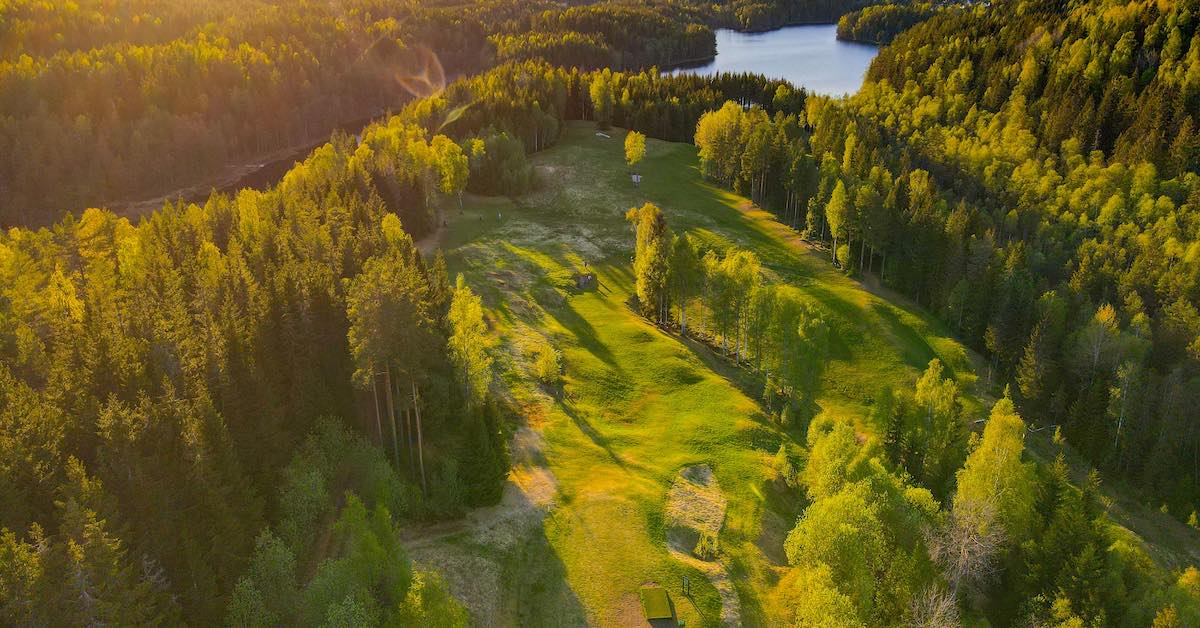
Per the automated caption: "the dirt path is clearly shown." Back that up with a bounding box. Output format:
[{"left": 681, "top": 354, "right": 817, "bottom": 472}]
[
  {"left": 402, "top": 427, "right": 556, "bottom": 548},
  {"left": 400, "top": 425, "right": 558, "bottom": 624},
  {"left": 668, "top": 549, "right": 742, "bottom": 627},
  {"left": 415, "top": 219, "right": 446, "bottom": 257}
]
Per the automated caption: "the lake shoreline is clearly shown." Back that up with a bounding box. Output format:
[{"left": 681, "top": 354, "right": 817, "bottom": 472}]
[{"left": 666, "top": 24, "right": 879, "bottom": 96}]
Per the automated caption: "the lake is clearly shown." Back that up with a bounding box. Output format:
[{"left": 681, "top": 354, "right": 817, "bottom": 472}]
[{"left": 671, "top": 25, "right": 878, "bottom": 96}]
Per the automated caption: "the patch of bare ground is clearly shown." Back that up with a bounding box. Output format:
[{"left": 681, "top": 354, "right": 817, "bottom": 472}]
[
  {"left": 402, "top": 424, "right": 558, "bottom": 624},
  {"left": 415, "top": 219, "right": 445, "bottom": 256},
  {"left": 663, "top": 464, "right": 742, "bottom": 627},
  {"left": 664, "top": 465, "right": 726, "bottom": 554},
  {"left": 614, "top": 591, "right": 653, "bottom": 627}
]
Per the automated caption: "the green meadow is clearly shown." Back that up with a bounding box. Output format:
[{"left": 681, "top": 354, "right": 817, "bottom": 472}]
[{"left": 408, "top": 120, "right": 983, "bottom": 626}]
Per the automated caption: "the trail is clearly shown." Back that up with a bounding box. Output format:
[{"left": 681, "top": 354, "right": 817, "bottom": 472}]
[
  {"left": 399, "top": 426, "right": 558, "bottom": 624},
  {"left": 667, "top": 549, "right": 742, "bottom": 627},
  {"left": 402, "top": 427, "right": 556, "bottom": 548},
  {"left": 415, "top": 219, "right": 446, "bottom": 257}
]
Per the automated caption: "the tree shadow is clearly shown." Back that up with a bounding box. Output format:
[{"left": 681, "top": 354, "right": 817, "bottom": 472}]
[
  {"left": 671, "top": 332, "right": 775, "bottom": 419},
  {"left": 535, "top": 288, "right": 619, "bottom": 368},
  {"left": 869, "top": 302, "right": 939, "bottom": 370},
  {"left": 494, "top": 495, "right": 589, "bottom": 626},
  {"left": 557, "top": 396, "right": 627, "bottom": 469}
]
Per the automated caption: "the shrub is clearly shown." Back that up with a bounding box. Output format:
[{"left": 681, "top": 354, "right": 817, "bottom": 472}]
[
  {"left": 694, "top": 532, "right": 720, "bottom": 560},
  {"left": 531, "top": 337, "right": 562, "bottom": 387}
]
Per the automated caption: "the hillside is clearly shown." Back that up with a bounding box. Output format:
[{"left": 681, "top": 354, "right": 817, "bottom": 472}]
[
  {"left": 404, "top": 121, "right": 1065, "bottom": 625},
  {"left": 6, "top": 0, "right": 1200, "bottom": 623}
]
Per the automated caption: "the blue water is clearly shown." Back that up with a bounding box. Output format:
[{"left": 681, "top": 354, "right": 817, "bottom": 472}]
[{"left": 672, "top": 25, "right": 878, "bottom": 97}]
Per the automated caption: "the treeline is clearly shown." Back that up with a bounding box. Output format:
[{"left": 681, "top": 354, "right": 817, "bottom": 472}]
[
  {"left": 485, "top": 0, "right": 896, "bottom": 72},
  {"left": 0, "top": 0, "right": 855, "bottom": 228},
  {"left": 0, "top": 0, "right": 236, "bottom": 58},
  {"left": 0, "top": 57, "right": 818, "bottom": 626},
  {"left": 845, "top": 0, "right": 1200, "bottom": 517},
  {"left": 589, "top": 67, "right": 809, "bottom": 140},
  {"left": 709, "top": 0, "right": 893, "bottom": 31},
  {"left": 521, "top": 3, "right": 716, "bottom": 69},
  {"left": 836, "top": 3, "right": 940, "bottom": 44},
  {"left": 0, "top": 0, "right": 490, "bottom": 227}
]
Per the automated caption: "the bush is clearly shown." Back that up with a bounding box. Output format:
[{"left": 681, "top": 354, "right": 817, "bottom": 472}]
[
  {"left": 426, "top": 460, "right": 468, "bottom": 519},
  {"left": 531, "top": 337, "right": 562, "bottom": 387},
  {"left": 836, "top": 244, "right": 852, "bottom": 270},
  {"left": 694, "top": 532, "right": 720, "bottom": 560},
  {"left": 773, "top": 444, "right": 799, "bottom": 488}
]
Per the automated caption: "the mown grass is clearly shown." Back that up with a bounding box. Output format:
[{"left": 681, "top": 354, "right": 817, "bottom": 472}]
[{"left": 436, "top": 121, "right": 987, "bottom": 625}]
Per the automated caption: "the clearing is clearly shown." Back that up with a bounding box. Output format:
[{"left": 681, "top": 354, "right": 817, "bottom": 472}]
[{"left": 407, "top": 121, "right": 1198, "bottom": 625}]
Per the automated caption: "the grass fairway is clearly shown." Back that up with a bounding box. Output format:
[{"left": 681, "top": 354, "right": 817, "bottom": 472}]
[{"left": 416, "top": 121, "right": 984, "bottom": 626}]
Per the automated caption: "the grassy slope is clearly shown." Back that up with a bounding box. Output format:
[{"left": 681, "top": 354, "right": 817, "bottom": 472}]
[
  {"left": 421, "top": 121, "right": 1197, "bottom": 625},
  {"left": 426, "top": 121, "right": 981, "bottom": 626}
]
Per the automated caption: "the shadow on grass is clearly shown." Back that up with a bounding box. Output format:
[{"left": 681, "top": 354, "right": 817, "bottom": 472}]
[
  {"left": 495, "top": 501, "right": 589, "bottom": 626},
  {"left": 870, "top": 302, "right": 939, "bottom": 370},
  {"left": 671, "top": 332, "right": 779, "bottom": 421},
  {"left": 539, "top": 293, "right": 619, "bottom": 368},
  {"left": 557, "top": 397, "right": 628, "bottom": 469}
]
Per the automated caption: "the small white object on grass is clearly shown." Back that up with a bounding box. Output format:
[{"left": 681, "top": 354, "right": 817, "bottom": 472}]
[{"left": 596, "top": 132, "right": 611, "bottom": 139}]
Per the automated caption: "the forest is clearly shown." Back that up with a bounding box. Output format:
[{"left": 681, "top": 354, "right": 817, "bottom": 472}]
[
  {"left": 2, "top": 0, "right": 1200, "bottom": 625},
  {"left": 837, "top": 3, "right": 941, "bottom": 44},
  {"left": 0, "top": 0, "right": 861, "bottom": 229}
]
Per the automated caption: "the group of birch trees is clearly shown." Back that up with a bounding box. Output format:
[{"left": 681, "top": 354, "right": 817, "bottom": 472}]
[{"left": 627, "top": 202, "right": 828, "bottom": 419}]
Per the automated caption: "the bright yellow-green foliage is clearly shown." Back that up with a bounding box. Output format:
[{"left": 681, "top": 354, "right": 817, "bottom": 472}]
[
  {"left": 436, "top": 121, "right": 980, "bottom": 625},
  {"left": 802, "top": 416, "right": 866, "bottom": 501},
  {"left": 791, "top": 564, "right": 866, "bottom": 628},
  {"left": 589, "top": 68, "right": 617, "bottom": 128},
  {"left": 625, "top": 130, "right": 647, "bottom": 167},
  {"left": 825, "top": 180, "right": 851, "bottom": 264},
  {"left": 625, "top": 202, "right": 671, "bottom": 319},
  {"left": 529, "top": 335, "right": 562, "bottom": 387},
  {"left": 695, "top": 101, "right": 746, "bottom": 184},
  {"left": 448, "top": 275, "right": 492, "bottom": 405},
  {"left": 433, "top": 135, "right": 470, "bottom": 201},
  {"left": 953, "top": 395, "right": 1037, "bottom": 543},
  {"left": 784, "top": 482, "right": 888, "bottom": 612},
  {"left": 396, "top": 571, "right": 470, "bottom": 627}
]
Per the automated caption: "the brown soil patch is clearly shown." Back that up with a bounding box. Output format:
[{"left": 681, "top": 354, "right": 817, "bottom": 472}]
[{"left": 664, "top": 465, "right": 726, "bottom": 556}]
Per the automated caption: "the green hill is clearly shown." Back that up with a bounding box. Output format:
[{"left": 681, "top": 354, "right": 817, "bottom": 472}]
[{"left": 411, "top": 121, "right": 989, "bottom": 625}]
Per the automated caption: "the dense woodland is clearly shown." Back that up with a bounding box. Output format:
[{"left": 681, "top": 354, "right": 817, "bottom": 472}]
[
  {"left": 0, "top": 42, "right": 820, "bottom": 625},
  {"left": 3, "top": 0, "right": 1200, "bottom": 624},
  {"left": 626, "top": 196, "right": 1200, "bottom": 625},
  {"left": 848, "top": 0, "right": 1200, "bottom": 520},
  {"left": 595, "top": 0, "right": 1200, "bottom": 523},
  {"left": 837, "top": 2, "right": 941, "bottom": 44},
  {"left": 604, "top": 7, "right": 1200, "bottom": 618},
  {"left": 0, "top": 0, "right": 861, "bottom": 229}
]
